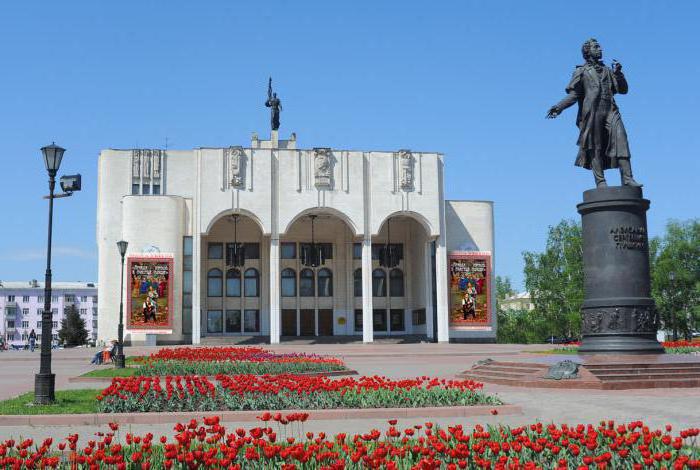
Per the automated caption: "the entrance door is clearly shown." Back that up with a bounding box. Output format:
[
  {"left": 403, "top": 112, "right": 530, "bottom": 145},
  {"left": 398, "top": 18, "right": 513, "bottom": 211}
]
[
  {"left": 282, "top": 309, "right": 297, "bottom": 336},
  {"left": 300, "top": 309, "right": 315, "bottom": 336},
  {"left": 318, "top": 309, "right": 333, "bottom": 336},
  {"left": 225, "top": 310, "right": 241, "bottom": 334}
]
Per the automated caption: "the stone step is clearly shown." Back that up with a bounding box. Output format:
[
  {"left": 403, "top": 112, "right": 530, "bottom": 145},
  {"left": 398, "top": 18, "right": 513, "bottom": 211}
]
[
  {"left": 602, "top": 378, "right": 700, "bottom": 390},
  {"left": 593, "top": 371, "right": 700, "bottom": 381},
  {"left": 482, "top": 361, "right": 548, "bottom": 369},
  {"left": 460, "top": 370, "right": 531, "bottom": 380},
  {"left": 457, "top": 372, "right": 602, "bottom": 389},
  {"left": 476, "top": 365, "right": 543, "bottom": 374},
  {"left": 588, "top": 367, "right": 700, "bottom": 376},
  {"left": 586, "top": 363, "right": 700, "bottom": 371},
  {"left": 457, "top": 373, "right": 525, "bottom": 386}
]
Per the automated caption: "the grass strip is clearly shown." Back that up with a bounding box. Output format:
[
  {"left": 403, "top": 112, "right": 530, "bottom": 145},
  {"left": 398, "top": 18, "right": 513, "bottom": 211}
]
[{"left": 0, "top": 389, "right": 100, "bottom": 415}]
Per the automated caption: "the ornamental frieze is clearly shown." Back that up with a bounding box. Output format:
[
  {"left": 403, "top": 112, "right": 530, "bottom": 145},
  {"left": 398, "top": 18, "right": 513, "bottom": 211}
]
[
  {"left": 582, "top": 306, "right": 657, "bottom": 334},
  {"left": 398, "top": 149, "right": 415, "bottom": 191},
  {"left": 313, "top": 148, "right": 333, "bottom": 189},
  {"left": 225, "top": 146, "right": 246, "bottom": 189}
]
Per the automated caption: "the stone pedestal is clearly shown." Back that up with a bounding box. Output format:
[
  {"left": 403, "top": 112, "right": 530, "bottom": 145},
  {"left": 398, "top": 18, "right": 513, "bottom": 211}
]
[{"left": 577, "top": 186, "right": 663, "bottom": 354}]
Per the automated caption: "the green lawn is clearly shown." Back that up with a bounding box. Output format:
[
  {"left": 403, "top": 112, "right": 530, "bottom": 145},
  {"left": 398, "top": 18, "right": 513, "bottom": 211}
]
[
  {"left": 0, "top": 389, "right": 100, "bottom": 415},
  {"left": 79, "top": 355, "right": 143, "bottom": 378}
]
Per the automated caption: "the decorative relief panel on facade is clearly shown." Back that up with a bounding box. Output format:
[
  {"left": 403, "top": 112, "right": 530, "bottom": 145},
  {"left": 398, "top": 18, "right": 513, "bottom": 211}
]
[
  {"left": 398, "top": 149, "right": 415, "bottom": 191},
  {"left": 132, "top": 149, "right": 163, "bottom": 179},
  {"left": 132, "top": 152, "right": 140, "bottom": 178},
  {"left": 225, "top": 146, "right": 246, "bottom": 189},
  {"left": 152, "top": 153, "right": 161, "bottom": 178},
  {"left": 142, "top": 153, "right": 151, "bottom": 177},
  {"left": 313, "top": 147, "right": 333, "bottom": 189}
]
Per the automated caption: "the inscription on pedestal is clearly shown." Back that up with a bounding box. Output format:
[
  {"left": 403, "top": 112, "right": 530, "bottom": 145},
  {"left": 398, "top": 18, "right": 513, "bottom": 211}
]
[{"left": 609, "top": 226, "right": 646, "bottom": 250}]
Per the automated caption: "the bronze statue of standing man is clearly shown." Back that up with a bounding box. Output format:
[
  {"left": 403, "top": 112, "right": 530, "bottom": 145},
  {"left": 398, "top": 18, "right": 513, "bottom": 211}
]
[
  {"left": 547, "top": 39, "right": 641, "bottom": 188},
  {"left": 265, "top": 77, "right": 282, "bottom": 131}
]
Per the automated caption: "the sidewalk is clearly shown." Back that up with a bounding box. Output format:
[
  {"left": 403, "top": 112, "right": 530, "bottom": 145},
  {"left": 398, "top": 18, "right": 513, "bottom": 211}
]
[{"left": 1, "top": 343, "right": 698, "bottom": 441}]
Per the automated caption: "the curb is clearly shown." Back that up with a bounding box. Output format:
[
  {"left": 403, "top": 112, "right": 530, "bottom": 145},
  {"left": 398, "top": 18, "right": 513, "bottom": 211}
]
[
  {"left": 68, "top": 369, "right": 359, "bottom": 383},
  {"left": 0, "top": 404, "right": 521, "bottom": 426}
]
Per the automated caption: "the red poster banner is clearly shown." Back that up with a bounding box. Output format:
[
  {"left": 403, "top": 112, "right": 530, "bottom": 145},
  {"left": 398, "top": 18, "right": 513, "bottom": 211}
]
[
  {"left": 126, "top": 256, "right": 173, "bottom": 331},
  {"left": 448, "top": 252, "right": 492, "bottom": 327}
]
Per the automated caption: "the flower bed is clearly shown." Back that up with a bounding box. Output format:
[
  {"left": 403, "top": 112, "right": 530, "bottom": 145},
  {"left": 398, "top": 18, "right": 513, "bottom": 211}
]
[
  {"left": 134, "top": 347, "right": 347, "bottom": 375},
  {"left": 544, "top": 340, "right": 700, "bottom": 355},
  {"left": 96, "top": 375, "right": 499, "bottom": 413},
  {"left": 663, "top": 340, "right": 700, "bottom": 354},
  {"left": 1, "top": 417, "right": 698, "bottom": 468}
]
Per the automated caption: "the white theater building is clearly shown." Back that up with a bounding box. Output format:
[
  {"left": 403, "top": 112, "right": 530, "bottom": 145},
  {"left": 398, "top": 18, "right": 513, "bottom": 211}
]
[{"left": 96, "top": 131, "right": 496, "bottom": 344}]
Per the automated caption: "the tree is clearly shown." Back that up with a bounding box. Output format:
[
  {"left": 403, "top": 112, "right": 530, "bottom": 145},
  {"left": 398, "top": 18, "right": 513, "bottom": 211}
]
[
  {"left": 522, "top": 219, "right": 583, "bottom": 340},
  {"left": 58, "top": 305, "right": 88, "bottom": 347},
  {"left": 495, "top": 276, "right": 516, "bottom": 305},
  {"left": 649, "top": 219, "right": 700, "bottom": 340}
]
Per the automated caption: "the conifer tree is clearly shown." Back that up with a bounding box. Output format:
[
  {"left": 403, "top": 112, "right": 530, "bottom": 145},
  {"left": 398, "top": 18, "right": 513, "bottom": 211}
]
[{"left": 58, "top": 305, "right": 88, "bottom": 347}]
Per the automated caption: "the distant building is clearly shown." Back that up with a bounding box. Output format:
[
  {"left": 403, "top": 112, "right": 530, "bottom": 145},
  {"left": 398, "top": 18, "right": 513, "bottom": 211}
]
[
  {"left": 0, "top": 280, "right": 98, "bottom": 346},
  {"left": 500, "top": 292, "right": 534, "bottom": 312}
]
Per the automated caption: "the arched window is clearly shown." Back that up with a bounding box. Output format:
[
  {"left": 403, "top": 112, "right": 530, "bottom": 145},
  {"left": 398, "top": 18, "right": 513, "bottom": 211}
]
[
  {"left": 389, "top": 268, "right": 404, "bottom": 297},
  {"left": 226, "top": 269, "right": 241, "bottom": 297},
  {"left": 244, "top": 268, "right": 259, "bottom": 297},
  {"left": 353, "top": 268, "right": 362, "bottom": 297},
  {"left": 299, "top": 268, "right": 315, "bottom": 297},
  {"left": 281, "top": 268, "right": 296, "bottom": 297},
  {"left": 207, "top": 268, "right": 223, "bottom": 297},
  {"left": 318, "top": 268, "right": 333, "bottom": 297},
  {"left": 372, "top": 269, "right": 386, "bottom": 297}
]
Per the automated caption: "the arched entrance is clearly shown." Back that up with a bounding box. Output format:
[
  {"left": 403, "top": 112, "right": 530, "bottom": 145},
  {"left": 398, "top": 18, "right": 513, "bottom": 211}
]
[
  {"left": 371, "top": 214, "right": 435, "bottom": 340},
  {"left": 201, "top": 213, "right": 265, "bottom": 338},
  {"left": 277, "top": 211, "right": 356, "bottom": 340}
]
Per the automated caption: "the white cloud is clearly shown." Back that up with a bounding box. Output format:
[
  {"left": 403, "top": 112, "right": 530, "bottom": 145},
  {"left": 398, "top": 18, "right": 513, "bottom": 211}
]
[{"left": 2, "top": 245, "right": 96, "bottom": 261}]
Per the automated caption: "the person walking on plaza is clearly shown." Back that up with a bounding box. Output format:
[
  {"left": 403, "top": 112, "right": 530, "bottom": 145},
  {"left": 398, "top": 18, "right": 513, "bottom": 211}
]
[{"left": 29, "top": 329, "right": 37, "bottom": 352}]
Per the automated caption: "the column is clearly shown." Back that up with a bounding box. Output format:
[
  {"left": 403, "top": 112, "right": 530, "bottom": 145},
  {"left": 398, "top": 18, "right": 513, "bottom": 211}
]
[
  {"left": 435, "top": 234, "right": 450, "bottom": 343},
  {"left": 269, "top": 237, "right": 280, "bottom": 344},
  {"left": 424, "top": 240, "right": 435, "bottom": 340},
  {"left": 361, "top": 236, "right": 373, "bottom": 343},
  {"left": 191, "top": 149, "right": 202, "bottom": 344},
  {"left": 191, "top": 232, "right": 202, "bottom": 344}
]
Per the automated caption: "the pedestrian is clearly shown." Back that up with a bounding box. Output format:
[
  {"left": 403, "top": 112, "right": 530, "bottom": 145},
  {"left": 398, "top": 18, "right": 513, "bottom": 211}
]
[{"left": 29, "top": 329, "right": 37, "bottom": 352}]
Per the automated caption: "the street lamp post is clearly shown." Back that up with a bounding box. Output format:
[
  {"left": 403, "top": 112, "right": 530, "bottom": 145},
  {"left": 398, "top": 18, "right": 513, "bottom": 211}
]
[
  {"left": 115, "top": 240, "right": 128, "bottom": 368},
  {"left": 34, "top": 143, "right": 65, "bottom": 404}
]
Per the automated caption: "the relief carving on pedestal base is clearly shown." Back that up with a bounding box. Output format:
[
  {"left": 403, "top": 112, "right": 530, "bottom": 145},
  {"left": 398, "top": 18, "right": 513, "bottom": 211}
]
[{"left": 582, "top": 306, "right": 657, "bottom": 334}]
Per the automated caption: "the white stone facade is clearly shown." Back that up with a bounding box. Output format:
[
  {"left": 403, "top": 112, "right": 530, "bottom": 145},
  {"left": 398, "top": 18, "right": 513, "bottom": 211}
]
[{"left": 96, "top": 132, "right": 496, "bottom": 344}]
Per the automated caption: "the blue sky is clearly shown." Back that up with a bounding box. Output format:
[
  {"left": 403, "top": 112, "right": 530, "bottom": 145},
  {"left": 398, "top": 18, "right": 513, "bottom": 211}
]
[{"left": 0, "top": 1, "right": 698, "bottom": 289}]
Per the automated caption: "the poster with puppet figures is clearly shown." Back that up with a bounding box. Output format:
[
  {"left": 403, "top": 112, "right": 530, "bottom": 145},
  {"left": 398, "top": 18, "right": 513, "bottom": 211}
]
[
  {"left": 126, "top": 256, "right": 173, "bottom": 332},
  {"left": 449, "top": 252, "right": 492, "bottom": 327}
]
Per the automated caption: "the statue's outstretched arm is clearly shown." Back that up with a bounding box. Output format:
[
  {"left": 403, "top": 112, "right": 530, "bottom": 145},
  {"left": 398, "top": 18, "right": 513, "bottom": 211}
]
[
  {"left": 555, "top": 91, "right": 579, "bottom": 112},
  {"left": 547, "top": 91, "right": 578, "bottom": 118}
]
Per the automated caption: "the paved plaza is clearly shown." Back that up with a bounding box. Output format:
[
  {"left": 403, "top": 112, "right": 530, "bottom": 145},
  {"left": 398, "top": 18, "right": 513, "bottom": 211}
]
[{"left": 1, "top": 343, "right": 699, "bottom": 441}]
